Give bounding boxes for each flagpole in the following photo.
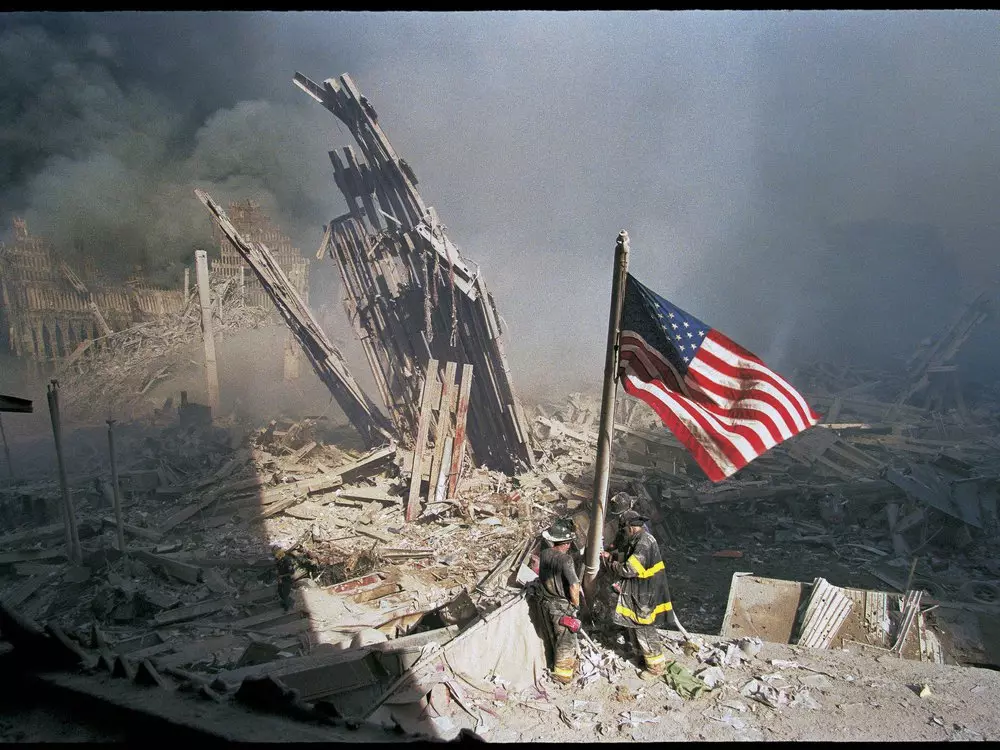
[582,230,630,597]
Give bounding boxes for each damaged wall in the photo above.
[0,218,185,375]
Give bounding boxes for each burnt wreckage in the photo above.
[293,72,535,476]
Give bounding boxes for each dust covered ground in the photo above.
[413,629,1000,743]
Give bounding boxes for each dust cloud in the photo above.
[1,11,999,405]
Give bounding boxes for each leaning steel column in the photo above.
[106,419,127,557]
[47,380,81,565]
[582,231,630,595]
[195,250,221,415]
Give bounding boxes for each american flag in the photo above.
[618,273,820,482]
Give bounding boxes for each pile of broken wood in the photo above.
[56,273,273,423]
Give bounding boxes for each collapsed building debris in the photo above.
[209,199,311,382]
[52,273,273,424]
[196,189,394,449]
[0,218,185,378]
[293,71,534,475]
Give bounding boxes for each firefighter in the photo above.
[601,509,674,678]
[530,518,583,685]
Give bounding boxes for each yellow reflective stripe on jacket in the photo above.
[627,555,665,579]
[615,601,673,625]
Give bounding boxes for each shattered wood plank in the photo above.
[157,494,227,535]
[325,573,384,594]
[0,522,66,549]
[245,492,304,524]
[334,485,398,504]
[315,444,396,486]
[215,608,305,631]
[153,635,245,669]
[13,563,64,577]
[1,575,48,608]
[153,599,230,627]
[427,361,458,504]
[101,517,163,542]
[353,582,403,603]
[447,363,474,498]
[407,360,439,522]
[284,504,322,520]
[288,441,318,463]
[0,549,66,565]
[131,550,202,584]
[543,473,575,504]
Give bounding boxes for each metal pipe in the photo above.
[194,250,220,415]
[106,419,126,556]
[47,380,81,564]
[583,231,630,591]
[0,414,13,479]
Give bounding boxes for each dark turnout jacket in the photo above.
[608,529,673,628]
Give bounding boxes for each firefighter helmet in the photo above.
[542,518,576,544]
[619,509,649,528]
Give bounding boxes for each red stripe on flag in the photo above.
[701,331,820,425]
[621,375,728,482]
[618,330,819,482]
[620,360,750,476]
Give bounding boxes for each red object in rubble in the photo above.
[558,615,582,633]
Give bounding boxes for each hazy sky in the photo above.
[2,10,998,399]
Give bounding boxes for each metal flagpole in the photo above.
[582,231,630,597]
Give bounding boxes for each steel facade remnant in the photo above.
[295,71,535,475]
[0,219,184,377]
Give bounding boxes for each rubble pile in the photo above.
[56,275,272,424]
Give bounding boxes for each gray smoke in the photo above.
[1,11,998,399]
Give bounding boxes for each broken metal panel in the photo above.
[295,71,535,475]
[896,285,998,408]
[721,573,945,663]
[196,189,394,449]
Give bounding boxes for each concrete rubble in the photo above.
[2,71,1000,742]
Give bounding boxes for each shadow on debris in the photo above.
[0,397,548,741]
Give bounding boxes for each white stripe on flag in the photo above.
[621,360,759,468]
[621,371,741,478]
[699,336,816,431]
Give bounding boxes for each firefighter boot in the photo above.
[552,657,577,685]
[639,650,667,680]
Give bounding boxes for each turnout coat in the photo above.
[608,528,673,629]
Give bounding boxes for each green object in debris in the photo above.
[662,660,711,699]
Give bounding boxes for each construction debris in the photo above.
[293,71,534,475]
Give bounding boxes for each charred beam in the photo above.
[195,189,395,449]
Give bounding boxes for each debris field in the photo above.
[2,69,1000,742]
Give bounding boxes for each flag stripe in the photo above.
[621,356,764,470]
[694,337,811,433]
[618,286,819,482]
[621,372,734,481]
[700,333,819,424]
[622,339,789,454]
